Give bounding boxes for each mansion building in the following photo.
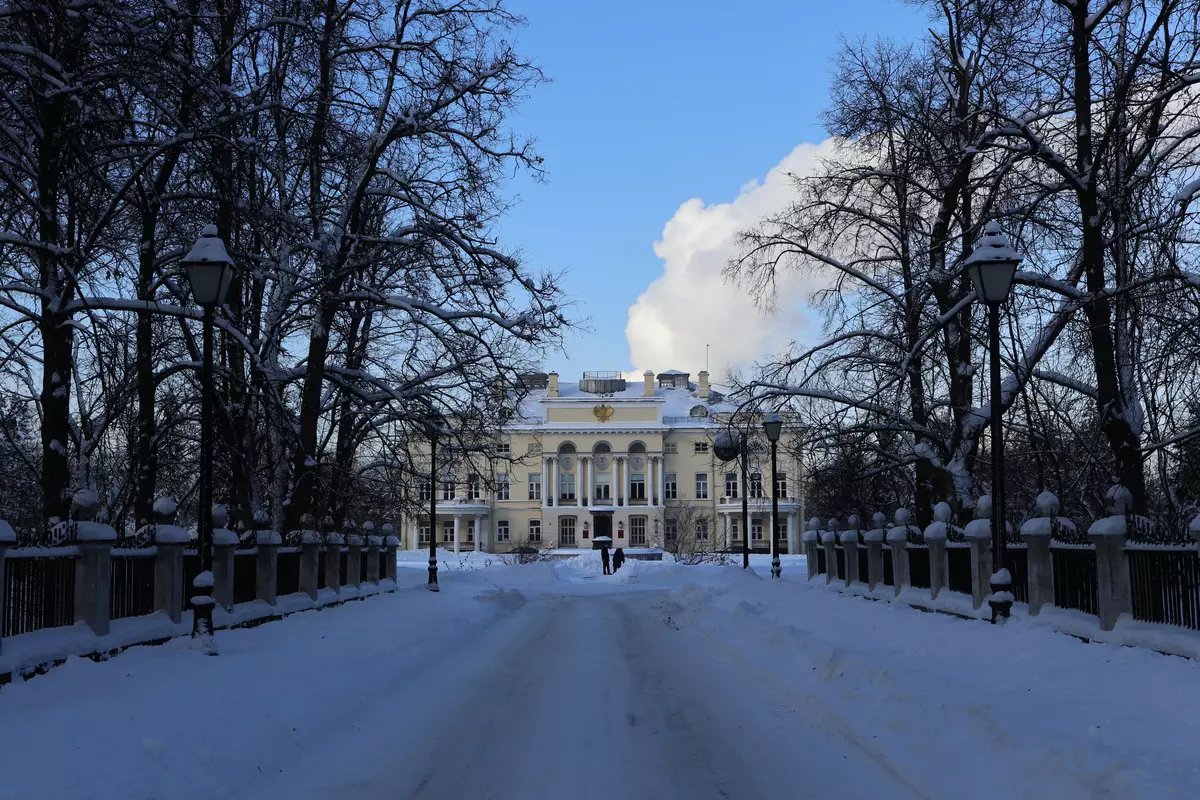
[402,369,804,555]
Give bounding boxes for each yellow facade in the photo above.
[400,369,804,555]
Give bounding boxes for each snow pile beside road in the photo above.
[657,568,1200,798]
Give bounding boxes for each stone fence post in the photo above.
[821,518,840,584]
[963,496,995,610]
[864,512,886,590]
[152,498,189,623]
[346,532,364,589]
[0,520,13,654]
[212,507,239,612]
[803,517,821,581]
[384,523,400,582]
[324,530,344,594]
[298,529,322,600]
[1019,491,1063,616]
[71,490,117,636]
[1088,485,1134,632]
[923,502,952,601]
[1191,513,1200,548]
[841,515,862,586]
[256,528,281,606]
[365,520,382,584]
[885,510,912,597]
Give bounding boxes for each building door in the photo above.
[592,513,612,548]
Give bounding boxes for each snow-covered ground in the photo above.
[0,554,1196,799]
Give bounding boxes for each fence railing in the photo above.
[0,515,402,661]
[802,488,1200,643]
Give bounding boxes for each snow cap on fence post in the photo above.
[1190,513,1200,546]
[840,515,862,544]
[0,519,15,543]
[803,517,821,543]
[864,512,887,543]
[821,518,839,545]
[964,495,993,539]
[1035,491,1060,517]
[1088,485,1134,631]
[1020,491,1059,616]
[924,502,952,540]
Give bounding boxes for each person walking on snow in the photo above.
[612,547,625,572]
[600,546,611,575]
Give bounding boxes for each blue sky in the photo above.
[497,0,929,379]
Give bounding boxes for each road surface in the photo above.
[233,586,923,800]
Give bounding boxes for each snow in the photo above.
[0,519,14,543]
[154,524,191,544]
[384,535,400,548]
[1,557,1197,799]
[1088,515,1127,536]
[964,518,992,539]
[255,530,282,546]
[152,497,178,517]
[212,528,239,546]
[75,521,116,542]
[991,568,1012,584]
[192,571,214,589]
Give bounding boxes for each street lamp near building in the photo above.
[181,224,234,653]
[762,412,783,579]
[964,220,1023,621]
[423,405,443,592]
[714,428,750,569]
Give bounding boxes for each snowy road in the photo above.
[2,553,1198,799]
[248,592,921,800]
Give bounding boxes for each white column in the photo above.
[549,455,557,506]
[613,457,622,505]
[411,521,420,551]
[580,456,589,506]
[724,513,731,549]
[649,457,657,506]
[624,456,632,503]
[476,515,484,552]
[787,512,798,555]
[657,456,666,505]
[541,456,549,508]
[453,515,461,555]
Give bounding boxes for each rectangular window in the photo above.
[528,473,542,501]
[495,442,511,455]
[528,519,542,542]
[695,472,709,499]
[664,473,677,500]
[774,472,788,499]
[630,473,646,500]
[419,524,431,544]
[694,441,709,454]
[696,519,709,541]
[527,443,542,455]
[467,475,481,500]
[630,516,647,546]
[466,519,475,543]
[496,474,510,501]
[419,481,432,502]
[560,473,576,500]
[724,472,739,499]
[595,473,611,501]
[749,472,764,499]
[560,516,577,546]
[442,477,456,501]
[775,519,788,541]
[665,519,678,541]
[497,520,510,542]
[731,518,739,539]
[664,442,678,454]
[751,519,763,541]
[442,520,454,542]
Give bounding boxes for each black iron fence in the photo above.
[3,550,77,637]
[946,546,971,594]
[1051,546,1098,615]
[816,548,826,574]
[277,549,301,596]
[908,545,930,589]
[882,548,894,586]
[233,550,258,604]
[1128,547,1200,630]
[110,552,156,620]
[1003,546,1029,604]
[834,546,845,577]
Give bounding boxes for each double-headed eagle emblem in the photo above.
[593,403,613,423]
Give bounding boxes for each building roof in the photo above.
[514,379,734,426]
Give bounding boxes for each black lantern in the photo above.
[182,224,234,307]
[964,220,1022,306]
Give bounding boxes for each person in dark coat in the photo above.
[600,546,611,575]
[612,547,626,572]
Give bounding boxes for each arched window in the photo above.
[593,442,611,454]
[558,442,576,454]
[629,441,646,454]
[689,405,709,417]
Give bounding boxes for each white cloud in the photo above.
[625,139,837,380]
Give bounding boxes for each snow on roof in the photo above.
[514,379,735,424]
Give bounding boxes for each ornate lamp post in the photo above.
[424,405,443,592]
[181,225,233,653]
[762,412,783,579]
[964,220,1023,621]
[714,429,750,569]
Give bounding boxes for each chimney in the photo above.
[643,369,655,397]
[698,370,710,398]
[547,371,559,398]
